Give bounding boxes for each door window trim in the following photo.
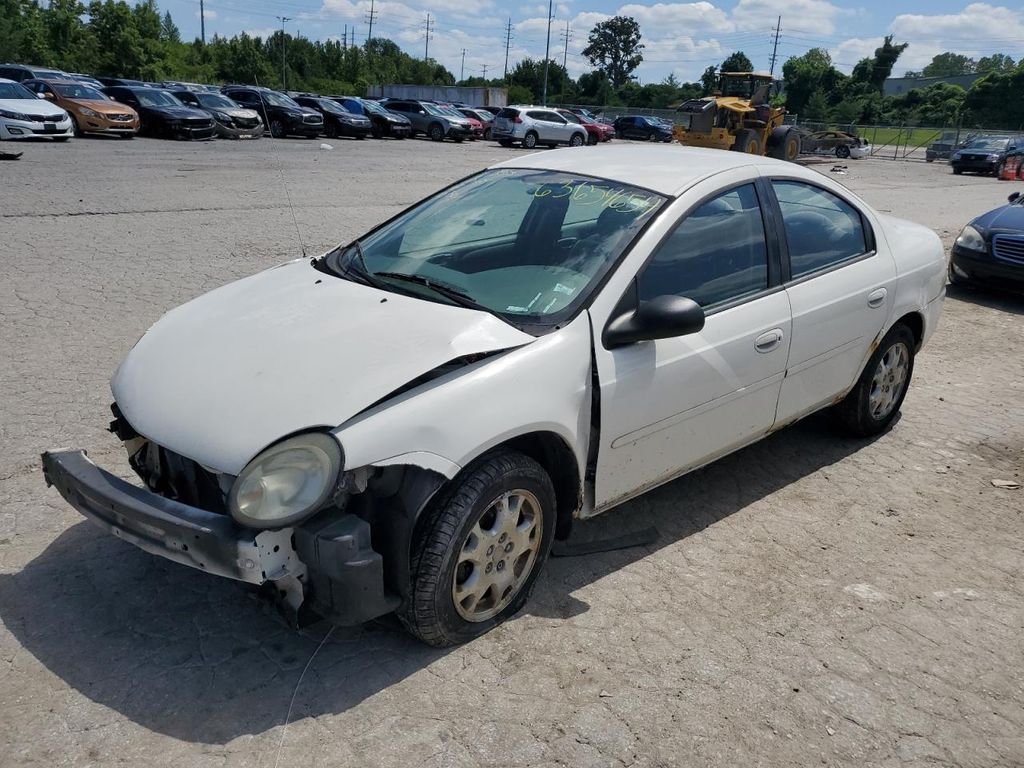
[763,176,877,285]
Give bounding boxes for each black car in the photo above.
[221,85,322,138]
[292,95,371,139]
[612,115,673,142]
[171,90,264,139]
[950,191,1024,291]
[102,86,215,139]
[951,135,1024,175]
[330,96,410,139]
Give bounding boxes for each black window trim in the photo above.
[763,175,877,285]
[622,177,784,322]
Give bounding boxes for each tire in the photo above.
[371,124,383,139]
[429,123,445,141]
[587,132,598,146]
[270,119,286,138]
[730,129,763,155]
[836,144,851,159]
[569,132,585,147]
[835,323,915,437]
[72,118,84,138]
[767,127,800,162]
[483,128,492,140]
[522,131,538,149]
[399,451,556,646]
[324,122,337,139]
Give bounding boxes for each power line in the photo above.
[769,16,781,76]
[364,0,376,43]
[503,18,514,79]
[423,13,434,60]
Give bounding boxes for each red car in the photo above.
[557,108,613,145]
[440,104,483,139]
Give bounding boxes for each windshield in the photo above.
[135,90,183,107]
[560,111,581,124]
[424,103,450,117]
[197,93,237,109]
[325,168,665,328]
[316,98,347,115]
[965,138,1008,151]
[0,82,37,99]
[54,83,105,100]
[262,90,301,108]
[360,99,385,114]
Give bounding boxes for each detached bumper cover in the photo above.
[41,449,400,625]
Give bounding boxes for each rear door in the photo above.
[767,177,897,424]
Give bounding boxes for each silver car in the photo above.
[492,105,588,149]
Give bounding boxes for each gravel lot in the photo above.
[1,136,1022,768]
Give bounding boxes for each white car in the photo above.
[492,105,589,149]
[43,146,946,646]
[0,77,74,140]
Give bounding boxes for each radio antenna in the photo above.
[255,76,308,258]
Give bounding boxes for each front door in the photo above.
[592,182,791,510]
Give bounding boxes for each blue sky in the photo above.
[162,0,1024,83]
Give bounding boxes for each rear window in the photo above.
[498,108,520,118]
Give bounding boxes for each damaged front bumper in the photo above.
[41,449,400,625]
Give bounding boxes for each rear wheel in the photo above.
[731,129,763,155]
[399,451,556,646]
[835,323,915,437]
[522,131,538,149]
[767,127,800,162]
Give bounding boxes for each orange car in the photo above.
[23,78,139,138]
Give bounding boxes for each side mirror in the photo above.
[603,294,705,349]
[41,92,54,99]
[1009,192,1020,203]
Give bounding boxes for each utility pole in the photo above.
[365,0,377,43]
[559,20,571,102]
[482,64,488,80]
[769,16,782,77]
[199,0,205,44]
[541,0,553,104]
[276,16,291,89]
[503,18,513,79]
[423,13,433,60]
[460,49,467,82]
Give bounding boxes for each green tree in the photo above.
[720,51,753,73]
[922,52,975,77]
[581,15,643,88]
[805,89,830,120]
[160,11,179,43]
[508,57,568,103]
[976,53,1016,74]
[699,65,717,94]
[782,48,842,116]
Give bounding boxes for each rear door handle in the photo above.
[755,328,784,353]
[867,288,888,308]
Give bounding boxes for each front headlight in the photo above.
[988,153,1000,161]
[955,224,985,252]
[79,107,98,117]
[229,432,342,528]
[0,108,31,121]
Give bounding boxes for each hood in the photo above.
[0,98,67,119]
[69,98,136,115]
[147,104,209,119]
[974,203,1024,233]
[213,107,260,119]
[112,259,534,475]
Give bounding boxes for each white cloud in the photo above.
[196,8,217,19]
[732,0,851,35]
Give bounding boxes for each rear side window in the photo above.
[497,108,519,119]
[639,184,769,308]
[772,181,868,279]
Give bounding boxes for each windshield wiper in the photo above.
[335,240,386,288]
[373,272,488,312]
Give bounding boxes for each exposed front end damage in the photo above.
[41,439,448,627]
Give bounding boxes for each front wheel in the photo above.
[569,132,584,147]
[836,144,851,159]
[399,451,556,646]
[587,132,598,146]
[429,123,445,142]
[269,119,286,138]
[835,323,915,437]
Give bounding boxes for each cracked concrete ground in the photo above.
[1,137,1022,768]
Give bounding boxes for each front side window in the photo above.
[56,83,106,100]
[0,82,37,99]
[638,184,769,308]
[325,169,665,328]
[772,181,868,279]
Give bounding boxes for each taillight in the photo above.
[513,116,523,124]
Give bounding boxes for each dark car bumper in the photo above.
[171,124,216,140]
[386,123,411,137]
[214,121,264,139]
[951,245,1024,289]
[41,449,400,626]
[290,120,323,137]
[952,159,999,174]
[337,122,371,138]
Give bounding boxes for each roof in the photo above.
[491,145,788,197]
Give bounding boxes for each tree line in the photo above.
[2,0,1022,127]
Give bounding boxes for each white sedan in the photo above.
[0,78,74,141]
[43,146,946,645]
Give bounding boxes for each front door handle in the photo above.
[755,328,784,353]
[867,287,888,308]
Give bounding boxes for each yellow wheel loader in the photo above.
[672,72,800,162]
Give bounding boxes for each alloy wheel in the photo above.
[868,341,910,420]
